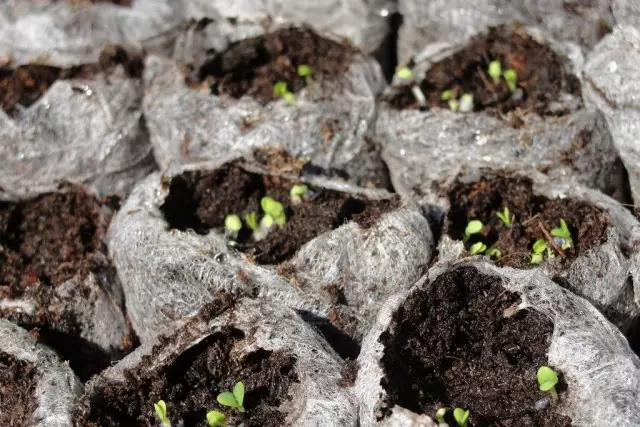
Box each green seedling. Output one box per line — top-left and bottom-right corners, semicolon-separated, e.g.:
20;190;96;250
273;80;295;105
154;400;171;427
486;247;502;259
496;206;514;228
261;196;286;226
245;212;259;231
488;60;502;85
297;64;312;79
464;220;484;242
469;241;487;255
441;89;454;101
453;408;470;427
206;410;226;427
396;65;414;80
550;219;573;250
217;381;245;413
290;183;309;205
448;99;459;112
537;366;559;404
530;239;548;265
503;69;518;92
459;93;474;113
224;214;242;233
435;408;449;426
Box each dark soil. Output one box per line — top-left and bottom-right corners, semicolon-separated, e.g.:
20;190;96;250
186;26;356;105
76;298;299;427
387;23;581;116
0;187;130;380
379;267;572;426
445;173;609;268
160;160;400;265
0;353;39;427
0;46;142;116
63;0;133;5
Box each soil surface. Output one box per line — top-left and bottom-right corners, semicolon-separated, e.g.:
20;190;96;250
160;161;400;264
387;23;581;116
0;46;142;116
0;352;39;427
445;173;609;268
379;267;572;426
187;26;356;105
76;297;299;427
0;187;129;380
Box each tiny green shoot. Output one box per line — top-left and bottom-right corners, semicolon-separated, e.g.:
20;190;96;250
273;80;295;105
459;93;474;113
396;66;414;80
441;89;454;101
154;400;171;427
448;99;459;112
435;407;449;426
496;206;513;228
486;247;502;259
290;184;309;205
217;381;245;413
550;219;573;250
453;408;470;427
206;410;226;427
537;366;559;404
530;239;548;265
245;212;259;231
224;214;242;233
464;220;484;242
503;69;518;92
488;60;502;85
297;64;312;78
261;196;286;226
469;241;487;255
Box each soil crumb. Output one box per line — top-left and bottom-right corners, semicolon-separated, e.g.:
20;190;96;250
186;26;356;105
0;46;142;116
446;173;609;268
160;159;400;265
0;353;39;427
379;267;572;426
387;23;581;116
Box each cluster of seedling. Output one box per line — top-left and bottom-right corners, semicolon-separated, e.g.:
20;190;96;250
273;64;314;105
154;381;245;427
224;184;309;242
487;59;518;93
434;407;470;427
463;207;574;264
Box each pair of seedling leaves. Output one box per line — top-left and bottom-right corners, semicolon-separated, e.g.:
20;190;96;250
435;407;470;427
464;206;573;263
273;64;313;105
154;381;245;427
395;59;518;112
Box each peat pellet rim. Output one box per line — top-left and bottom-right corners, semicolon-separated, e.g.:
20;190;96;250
444;173;609;269
159;161;401;265
184;25;357;105
378;266;572;426
0;352;39;427
386;23;581;117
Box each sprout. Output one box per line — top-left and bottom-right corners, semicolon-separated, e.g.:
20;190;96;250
206;410;226;427
441;89;454;101
273;80;295;105
297;64;312;78
530;239;548;265
469;241;487;255
217;381;245;413
486;247;502;259
459;93;474;113
448;99;459;112
453;408;470;427
496;206;514;228
154;400;171;427
537;366;559;404
290;184;309;205
488;60;502;85
464;220;484;242
261;196;286;226
550;219;573;250
224;214;242;233
503;69;518;92
435;407;450;427
244;212;259;231
396;66;414;80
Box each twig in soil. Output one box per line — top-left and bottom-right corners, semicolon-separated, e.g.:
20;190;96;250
537;221;566;258
522;213;540;226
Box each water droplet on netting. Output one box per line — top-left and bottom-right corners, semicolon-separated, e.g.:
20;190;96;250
535;397;551;410
214;253;226;263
